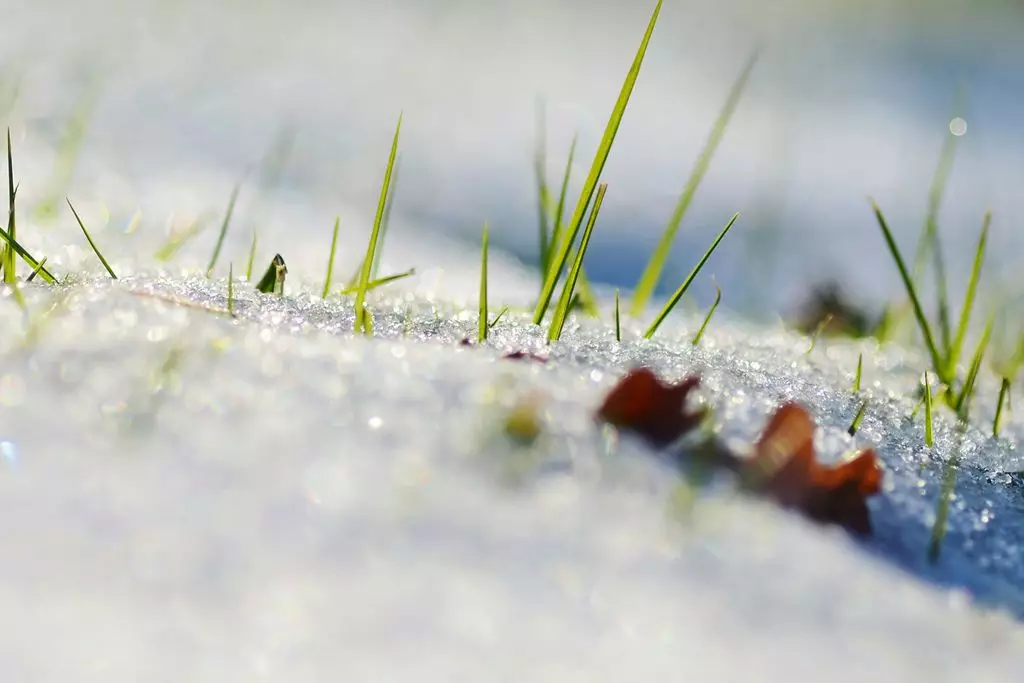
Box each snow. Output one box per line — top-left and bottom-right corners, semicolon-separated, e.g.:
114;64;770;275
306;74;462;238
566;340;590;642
1;269;1023;681
4;0;1024;678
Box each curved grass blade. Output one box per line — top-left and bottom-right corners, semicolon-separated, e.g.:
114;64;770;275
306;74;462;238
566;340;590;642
644;212;739;339
532;0;663;325
355;113;402;336
630;50;758;316
872;200;944;383
691;285;721;346
548;183;607;342
67;198;116;279
322;216;340;299
205;183;241;278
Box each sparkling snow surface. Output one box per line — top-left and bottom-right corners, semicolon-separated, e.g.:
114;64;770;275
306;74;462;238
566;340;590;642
1;267;1024;681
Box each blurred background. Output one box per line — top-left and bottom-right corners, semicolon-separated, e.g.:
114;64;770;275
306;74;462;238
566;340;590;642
2;0;1024;322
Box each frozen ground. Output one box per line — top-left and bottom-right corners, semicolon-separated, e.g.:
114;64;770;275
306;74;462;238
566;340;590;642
1;260;1024;680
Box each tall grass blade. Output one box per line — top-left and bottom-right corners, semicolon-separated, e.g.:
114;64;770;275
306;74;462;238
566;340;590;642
614;288;621;342
227;262;235;316
532;0;662;325
355;113;402;336
534;99;551;272
322;216;340;299
373;153;401;279
4;128;15;283
954;315;993;421
246;229;258;281
67;198;117;279
548;183;607;342
872;200;944;382
946;211;989;378
928;447;960;564
549;132;578;265
205;183;241;278
630;51;758;316
994;377;1010;437
479;222;489;343
692;285;721;346
644;212;739;339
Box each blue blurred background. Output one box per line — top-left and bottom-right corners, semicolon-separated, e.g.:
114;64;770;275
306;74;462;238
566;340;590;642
2;0;1024;322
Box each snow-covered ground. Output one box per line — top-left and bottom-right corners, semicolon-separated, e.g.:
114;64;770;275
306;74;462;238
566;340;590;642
3;1;1024;679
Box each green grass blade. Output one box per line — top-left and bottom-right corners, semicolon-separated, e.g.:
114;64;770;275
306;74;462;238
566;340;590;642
373;153;401;279
691;285;721;346
354;114;402;336
488;305;509;330
847;399;868;436
644;212;739;339
954;315;993;421
205;183;240;278
154;215;209;262
322;216;340;299
853;352;863;392
479;222;489;343
548;132;579;270
246;229;258;281
872;200;945;382
924;372;934;447
994;377;1010;437
614;288;621;342
532;0;663;325
26;256;48;283
805;313;833;355
548;183;607;342
0;222;55;283
255;254;287;295
630;51;758;316
339;268;415;296
945;211;989;377
67;198;117;279
534;99;551;272
5;128;16;283
928;448;960;564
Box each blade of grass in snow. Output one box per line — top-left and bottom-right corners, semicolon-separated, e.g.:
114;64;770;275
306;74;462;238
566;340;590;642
945;211;989;379
373;153;401;280
630;51;758;316
847;399;868;436
534;100;552;272
925;372;935;448
26;257;47;283
994;378;1010;436
205;183;240;278
67;198;117;279
255;254;286;295
354;114;401;336
872;200;945;384
153;214;210;262
644;212;739;339
246;229;258;281
479;222;489;343
0;222;55;284
339;268;416;296
533;0;662;325
488;305;509;330
4;129;15;283
548;132;578;267
853;353;863;392
954;315;993;421
928;443;961;564
692;285;721;346
614;288;621;342
805;313;833;354
548;183;607;342
322;216;340;299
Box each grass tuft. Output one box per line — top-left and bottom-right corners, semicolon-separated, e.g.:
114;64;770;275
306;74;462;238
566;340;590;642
255;254;287;295
206;183;241;278
354;113;402;336
479;222;489;343
322;216;340;299
548;183;607;343
532;0;662;326
67;198;117;279
691;285;721;346
630;51;758;316
644;212;739;339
